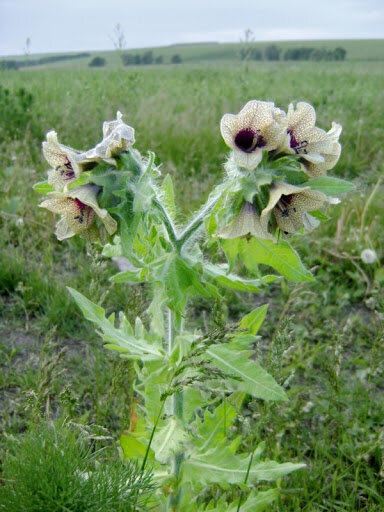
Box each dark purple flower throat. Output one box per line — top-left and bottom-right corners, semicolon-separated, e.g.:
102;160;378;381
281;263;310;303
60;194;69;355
234;129;265;153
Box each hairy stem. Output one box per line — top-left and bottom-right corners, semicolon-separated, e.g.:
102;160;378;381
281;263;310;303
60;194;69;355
154;198;179;247
167;308;184;511
176;191;222;249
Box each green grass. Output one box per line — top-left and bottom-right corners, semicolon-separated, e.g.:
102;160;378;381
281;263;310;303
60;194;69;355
0;47;383;511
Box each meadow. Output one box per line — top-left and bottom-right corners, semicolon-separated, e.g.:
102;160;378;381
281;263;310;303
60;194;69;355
0;42;383;511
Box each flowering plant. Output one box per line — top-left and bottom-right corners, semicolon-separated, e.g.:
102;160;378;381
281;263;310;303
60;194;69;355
35;101;353;511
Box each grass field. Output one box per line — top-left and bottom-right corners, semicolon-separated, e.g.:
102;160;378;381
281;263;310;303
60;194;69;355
0;41;383;511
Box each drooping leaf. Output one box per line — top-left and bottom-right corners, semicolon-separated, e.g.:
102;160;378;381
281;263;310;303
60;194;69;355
206;344;287;401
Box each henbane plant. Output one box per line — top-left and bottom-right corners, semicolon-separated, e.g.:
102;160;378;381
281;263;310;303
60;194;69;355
35;100;353;511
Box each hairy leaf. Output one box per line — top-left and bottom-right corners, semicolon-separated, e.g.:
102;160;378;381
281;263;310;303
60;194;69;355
206;345;286;401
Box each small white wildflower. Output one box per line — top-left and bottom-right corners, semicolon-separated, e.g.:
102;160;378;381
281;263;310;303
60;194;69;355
302;401;315;413
360;249;377;264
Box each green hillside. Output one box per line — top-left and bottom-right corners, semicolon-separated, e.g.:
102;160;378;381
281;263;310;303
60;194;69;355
2;39;384;70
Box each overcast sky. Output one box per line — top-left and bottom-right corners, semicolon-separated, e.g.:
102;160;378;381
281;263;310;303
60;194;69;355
1;0;383;56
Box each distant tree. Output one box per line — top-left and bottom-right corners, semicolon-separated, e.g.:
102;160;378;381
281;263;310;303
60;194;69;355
284;47;314;61
89;56;106;67
249;47;263;60
171;54;182;64
142;50;154;65
0;60;19;70
133;54;142;65
264;44;281;61
333;47;347;61
310;48;327;61
155;55;164;64
122;53;134;66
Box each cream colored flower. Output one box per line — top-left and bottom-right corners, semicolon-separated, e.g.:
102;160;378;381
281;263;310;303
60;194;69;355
217;202;273;240
220;100;287;170
42;131;95;191
281;102;342;177
40;185;117;241
85;111;135;159
260;181;338;234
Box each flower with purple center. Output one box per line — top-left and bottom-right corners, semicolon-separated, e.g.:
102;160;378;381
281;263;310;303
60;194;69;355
279;102;342;177
42;131;96;191
39;184;117;241
260;181;339;234
220;100;287;170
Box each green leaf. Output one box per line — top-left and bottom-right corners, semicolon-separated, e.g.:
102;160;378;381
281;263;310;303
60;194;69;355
120;432;153;459
206;489;278;512
191;401;238;453
182;447;305;486
239;238;314;282
33;181;55;195
110;267;147;283
307;176;355;196
120;416;154;460
206;345;287;401
203;263;262;292
67;171;93;189
221;238;241;271
152;419;188;464
239;304;268;335
152;255;219;313
67;287;163;360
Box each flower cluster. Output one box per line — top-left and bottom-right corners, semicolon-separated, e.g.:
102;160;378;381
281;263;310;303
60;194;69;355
218;100;342;240
39;112;134;241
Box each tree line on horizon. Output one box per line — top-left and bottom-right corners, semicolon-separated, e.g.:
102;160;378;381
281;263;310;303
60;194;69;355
0;52;90;70
240;44;347;62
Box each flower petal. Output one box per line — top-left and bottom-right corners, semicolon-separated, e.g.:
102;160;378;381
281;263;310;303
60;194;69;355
85;111;135;159
217;202;273;240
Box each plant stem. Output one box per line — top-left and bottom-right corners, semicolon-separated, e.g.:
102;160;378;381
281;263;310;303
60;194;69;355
236;446;256;512
154;198;179;247
167;308;184;511
176;191;222;249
